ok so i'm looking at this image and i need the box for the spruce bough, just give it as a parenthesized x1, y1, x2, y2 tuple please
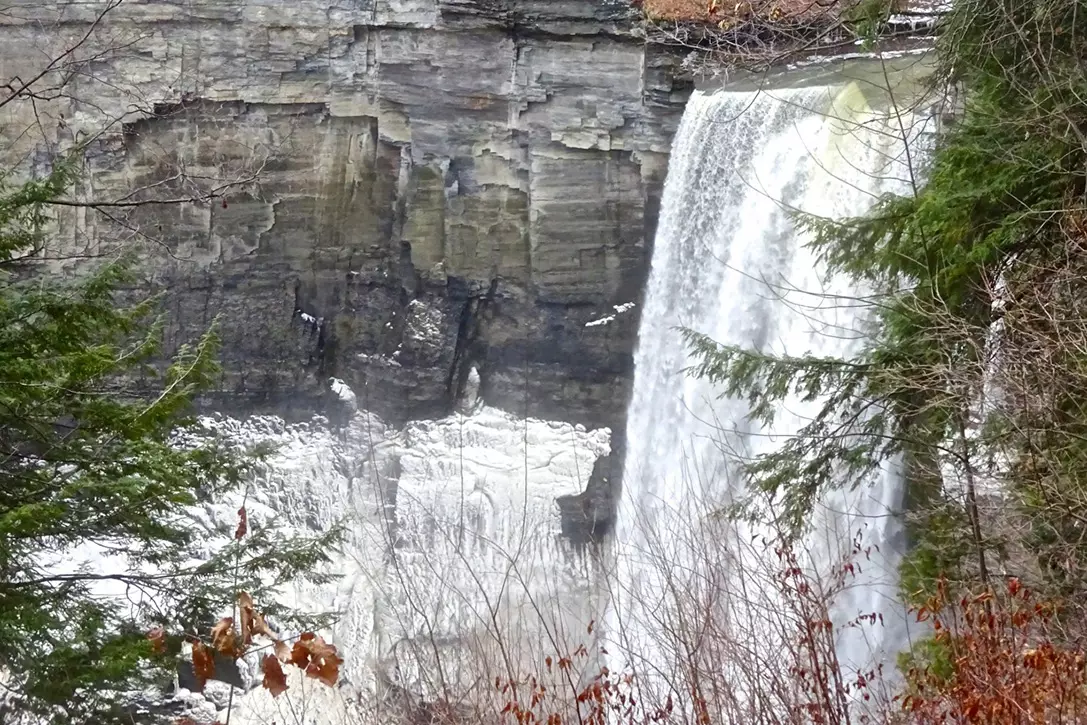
(687, 0, 1087, 602)
(0, 162, 339, 724)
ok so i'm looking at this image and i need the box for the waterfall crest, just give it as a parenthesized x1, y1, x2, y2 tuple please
(612, 82, 928, 711)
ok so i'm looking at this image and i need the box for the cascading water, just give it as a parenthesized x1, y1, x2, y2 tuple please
(611, 81, 932, 714)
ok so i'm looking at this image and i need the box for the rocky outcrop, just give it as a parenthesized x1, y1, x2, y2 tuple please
(0, 0, 688, 437)
(556, 438, 622, 545)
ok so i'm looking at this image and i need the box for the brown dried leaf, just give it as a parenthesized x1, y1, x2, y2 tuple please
(147, 626, 166, 654)
(261, 654, 289, 698)
(289, 633, 312, 669)
(210, 617, 237, 657)
(252, 611, 276, 640)
(191, 641, 216, 690)
(238, 591, 255, 646)
(235, 506, 248, 540)
(307, 654, 342, 688)
(290, 632, 343, 688)
(274, 639, 291, 663)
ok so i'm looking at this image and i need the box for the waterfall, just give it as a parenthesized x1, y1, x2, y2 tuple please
(611, 82, 929, 713)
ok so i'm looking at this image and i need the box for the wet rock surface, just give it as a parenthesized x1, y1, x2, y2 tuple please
(0, 0, 690, 536)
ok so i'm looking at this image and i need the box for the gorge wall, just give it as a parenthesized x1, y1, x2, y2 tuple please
(0, 0, 689, 450)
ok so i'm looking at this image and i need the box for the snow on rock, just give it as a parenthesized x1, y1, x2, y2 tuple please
(585, 302, 636, 328)
(13, 406, 608, 724)
(329, 377, 358, 412)
(456, 365, 482, 413)
(296, 309, 323, 329)
(404, 299, 444, 344)
(202, 406, 610, 725)
(356, 351, 401, 367)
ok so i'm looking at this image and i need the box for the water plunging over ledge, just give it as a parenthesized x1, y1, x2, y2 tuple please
(610, 80, 935, 714)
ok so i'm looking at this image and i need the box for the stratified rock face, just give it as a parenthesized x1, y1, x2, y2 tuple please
(0, 0, 689, 433)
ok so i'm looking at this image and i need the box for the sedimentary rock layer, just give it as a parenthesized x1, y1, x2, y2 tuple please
(0, 0, 688, 437)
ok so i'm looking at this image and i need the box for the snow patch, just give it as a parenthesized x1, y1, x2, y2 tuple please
(296, 310, 321, 327)
(195, 407, 609, 724)
(17, 403, 611, 724)
(356, 351, 401, 367)
(404, 299, 443, 342)
(329, 377, 358, 410)
(585, 302, 636, 328)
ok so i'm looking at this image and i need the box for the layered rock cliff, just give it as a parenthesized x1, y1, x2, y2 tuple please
(0, 0, 689, 447)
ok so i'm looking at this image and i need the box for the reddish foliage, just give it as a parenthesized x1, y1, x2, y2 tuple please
(772, 532, 888, 725)
(262, 654, 289, 698)
(495, 622, 675, 725)
(492, 534, 891, 725)
(238, 591, 256, 648)
(236, 590, 279, 654)
(644, 0, 843, 23)
(901, 578, 1087, 723)
(235, 506, 248, 540)
(273, 638, 291, 662)
(290, 632, 343, 687)
(191, 641, 216, 690)
(147, 626, 166, 654)
(210, 616, 237, 656)
(190, 590, 343, 702)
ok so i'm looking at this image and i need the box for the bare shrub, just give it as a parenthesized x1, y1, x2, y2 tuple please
(901, 579, 1087, 723)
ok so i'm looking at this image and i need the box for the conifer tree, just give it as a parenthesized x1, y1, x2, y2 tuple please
(685, 0, 1087, 611)
(0, 161, 339, 724)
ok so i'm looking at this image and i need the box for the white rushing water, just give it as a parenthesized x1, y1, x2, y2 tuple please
(611, 83, 931, 715)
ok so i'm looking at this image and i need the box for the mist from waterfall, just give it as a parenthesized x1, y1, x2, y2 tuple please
(611, 82, 932, 712)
